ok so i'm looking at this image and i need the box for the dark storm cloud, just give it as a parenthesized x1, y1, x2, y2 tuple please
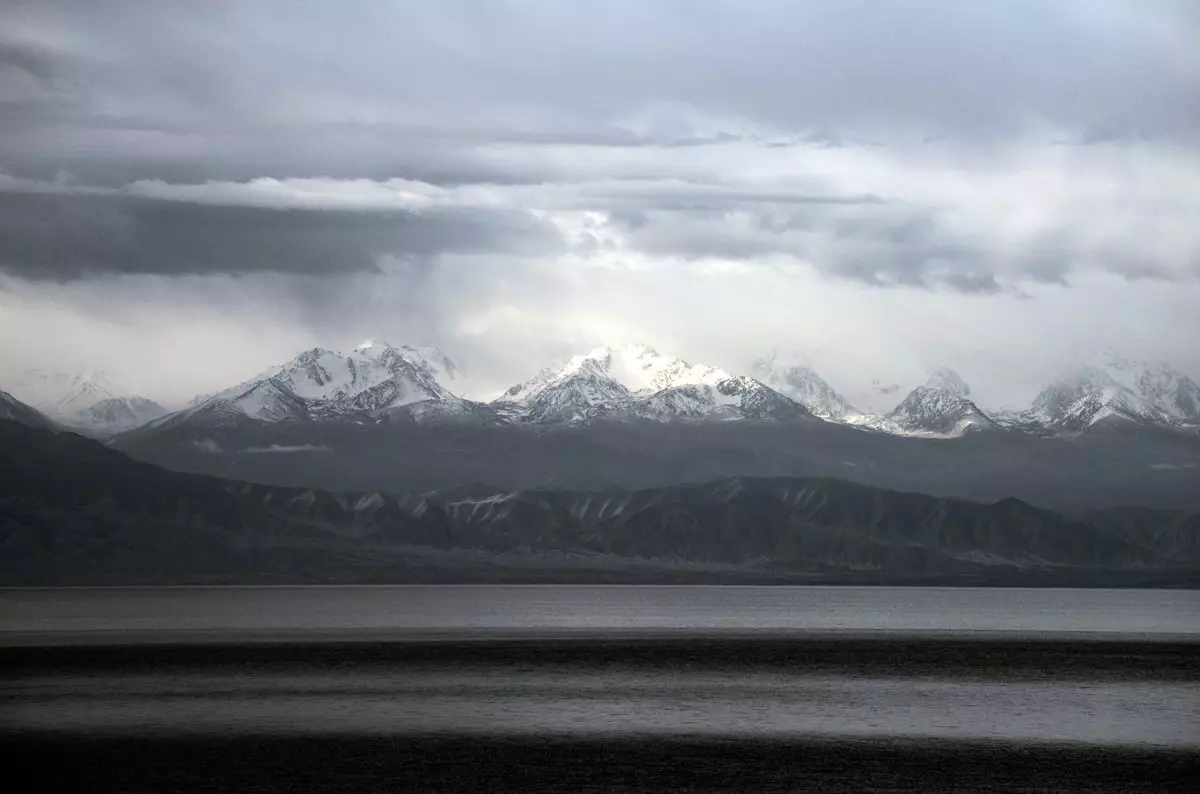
(0, 191, 562, 280)
(0, 36, 60, 84)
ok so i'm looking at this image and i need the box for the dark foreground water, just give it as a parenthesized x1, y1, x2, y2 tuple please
(3, 586, 1199, 791)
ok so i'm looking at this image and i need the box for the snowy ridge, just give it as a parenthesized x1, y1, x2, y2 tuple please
(1018, 356, 1200, 432)
(148, 340, 467, 429)
(496, 344, 808, 423)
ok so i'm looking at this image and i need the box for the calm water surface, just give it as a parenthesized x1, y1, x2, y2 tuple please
(3, 586, 1198, 748)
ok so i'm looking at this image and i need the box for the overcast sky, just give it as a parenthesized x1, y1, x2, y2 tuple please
(1, 0, 1197, 408)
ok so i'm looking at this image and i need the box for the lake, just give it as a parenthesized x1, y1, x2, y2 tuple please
(2, 586, 1198, 791)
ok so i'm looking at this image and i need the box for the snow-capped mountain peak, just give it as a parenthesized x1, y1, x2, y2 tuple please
(1023, 354, 1199, 431)
(880, 368, 995, 437)
(157, 339, 466, 428)
(1095, 355, 1200, 423)
(495, 343, 728, 410)
(496, 344, 807, 424)
(5, 368, 171, 435)
(11, 368, 118, 416)
(495, 353, 632, 423)
(211, 341, 456, 409)
(553, 344, 733, 395)
(751, 352, 861, 421)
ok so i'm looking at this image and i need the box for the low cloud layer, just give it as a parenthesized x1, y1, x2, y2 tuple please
(0, 185, 563, 279)
(0, 0, 1197, 407)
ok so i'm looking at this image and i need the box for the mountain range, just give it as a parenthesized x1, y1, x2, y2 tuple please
(4, 341, 1199, 515)
(3, 418, 1197, 586)
(9, 342, 1200, 439)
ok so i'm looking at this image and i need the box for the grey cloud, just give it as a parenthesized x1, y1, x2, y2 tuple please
(599, 201, 1196, 294)
(1, 1, 1196, 185)
(0, 37, 60, 84)
(603, 206, 1013, 292)
(0, 191, 562, 280)
(0, 0, 1197, 401)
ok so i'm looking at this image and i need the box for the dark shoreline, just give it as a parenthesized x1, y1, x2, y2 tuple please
(4, 733, 1198, 792)
(6, 568, 1200, 587)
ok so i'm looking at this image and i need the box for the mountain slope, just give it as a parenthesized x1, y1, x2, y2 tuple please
(631, 376, 811, 421)
(113, 409, 1200, 514)
(4, 419, 1198, 585)
(435, 476, 1191, 571)
(0, 389, 57, 432)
